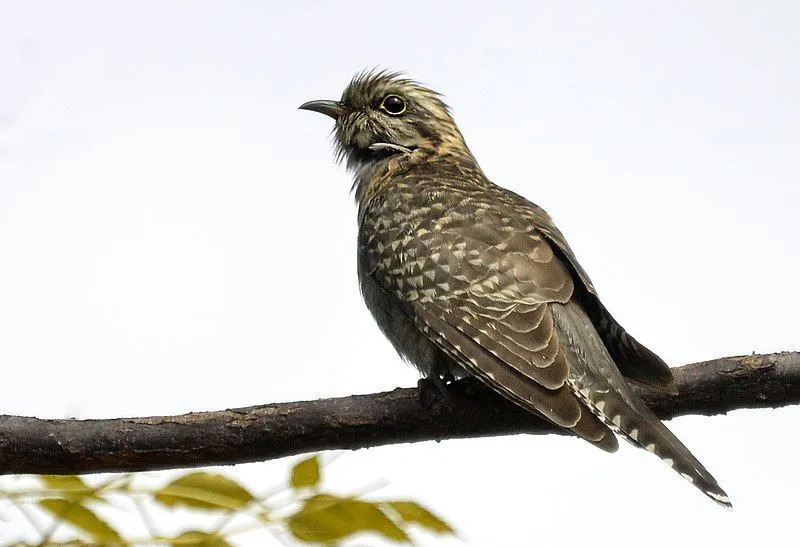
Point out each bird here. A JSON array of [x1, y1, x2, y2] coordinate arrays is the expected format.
[[299, 70, 730, 507]]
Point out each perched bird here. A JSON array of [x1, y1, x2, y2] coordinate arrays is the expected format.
[[300, 70, 730, 507]]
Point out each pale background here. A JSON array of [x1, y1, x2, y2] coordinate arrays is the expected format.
[[1, 1, 799, 545]]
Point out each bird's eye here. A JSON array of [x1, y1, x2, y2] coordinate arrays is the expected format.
[[380, 95, 406, 115]]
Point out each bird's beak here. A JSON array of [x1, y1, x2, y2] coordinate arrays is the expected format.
[[298, 99, 344, 120]]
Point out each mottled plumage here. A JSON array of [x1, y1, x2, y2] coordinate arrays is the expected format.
[[300, 70, 730, 506]]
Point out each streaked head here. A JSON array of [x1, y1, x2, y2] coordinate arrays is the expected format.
[[299, 71, 472, 171]]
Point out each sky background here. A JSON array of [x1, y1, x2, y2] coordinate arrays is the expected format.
[[1, 1, 799, 545]]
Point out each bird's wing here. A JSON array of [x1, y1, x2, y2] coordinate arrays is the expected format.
[[370, 206, 617, 451], [368, 204, 729, 504], [522, 200, 677, 393], [414, 298, 618, 452]]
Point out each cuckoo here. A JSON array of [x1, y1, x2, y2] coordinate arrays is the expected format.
[[300, 70, 730, 507]]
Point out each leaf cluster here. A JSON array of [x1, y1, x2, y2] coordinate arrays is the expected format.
[[0, 456, 453, 545]]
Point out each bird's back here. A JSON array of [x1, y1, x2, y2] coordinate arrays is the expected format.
[[358, 159, 730, 506]]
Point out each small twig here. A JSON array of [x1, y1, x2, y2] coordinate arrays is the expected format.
[[13, 502, 44, 537], [132, 496, 158, 539]]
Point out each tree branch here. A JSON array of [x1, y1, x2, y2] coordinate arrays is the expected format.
[[1, 351, 798, 476]]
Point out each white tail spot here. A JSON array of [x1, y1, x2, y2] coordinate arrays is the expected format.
[[663, 458, 674, 468], [629, 428, 639, 441], [680, 472, 695, 483], [595, 400, 605, 412], [708, 491, 731, 505], [645, 443, 656, 453]]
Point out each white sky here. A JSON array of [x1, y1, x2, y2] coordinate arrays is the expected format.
[[1, 1, 799, 545]]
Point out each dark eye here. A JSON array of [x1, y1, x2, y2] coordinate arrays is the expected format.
[[380, 95, 406, 115]]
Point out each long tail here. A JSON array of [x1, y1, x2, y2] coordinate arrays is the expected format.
[[552, 301, 731, 507]]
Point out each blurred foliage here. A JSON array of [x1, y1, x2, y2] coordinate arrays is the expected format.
[[0, 455, 454, 546]]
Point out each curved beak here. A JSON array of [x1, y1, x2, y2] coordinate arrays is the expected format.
[[298, 99, 344, 120]]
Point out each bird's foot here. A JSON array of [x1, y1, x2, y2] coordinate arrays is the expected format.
[[417, 372, 455, 410], [416, 373, 492, 410], [446, 375, 484, 397]]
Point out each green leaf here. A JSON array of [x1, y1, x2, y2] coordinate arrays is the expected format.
[[169, 531, 232, 546], [288, 494, 409, 543], [290, 456, 321, 490], [39, 475, 101, 503], [154, 472, 255, 511], [38, 498, 122, 543], [388, 501, 454, 534]]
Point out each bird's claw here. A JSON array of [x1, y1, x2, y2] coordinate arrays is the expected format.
[[417, 371, 457, 409], [417, 373, 482, 410]]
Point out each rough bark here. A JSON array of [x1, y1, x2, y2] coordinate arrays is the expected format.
[[1, 352, 798, 476]]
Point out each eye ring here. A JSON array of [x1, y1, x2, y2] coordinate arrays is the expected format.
[[380, 95, 406, 115]]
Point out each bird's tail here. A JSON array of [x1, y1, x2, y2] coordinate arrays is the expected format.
[[583, 381, 732, 507], [551, 301, 731, 507]]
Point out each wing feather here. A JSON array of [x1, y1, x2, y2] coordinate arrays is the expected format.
[[522, 200, 677, 392], [416, 304, 619, 450], [433, 299, 567, 390], [415, 307, 582, 429]]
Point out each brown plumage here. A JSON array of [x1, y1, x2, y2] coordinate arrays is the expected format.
[[300, 70, 730, 506]]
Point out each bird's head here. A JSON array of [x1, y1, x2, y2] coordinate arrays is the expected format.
[[299, 70, 473, 172]]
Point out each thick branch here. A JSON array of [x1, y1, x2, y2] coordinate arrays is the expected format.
[[1, 352, 798, 475]]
